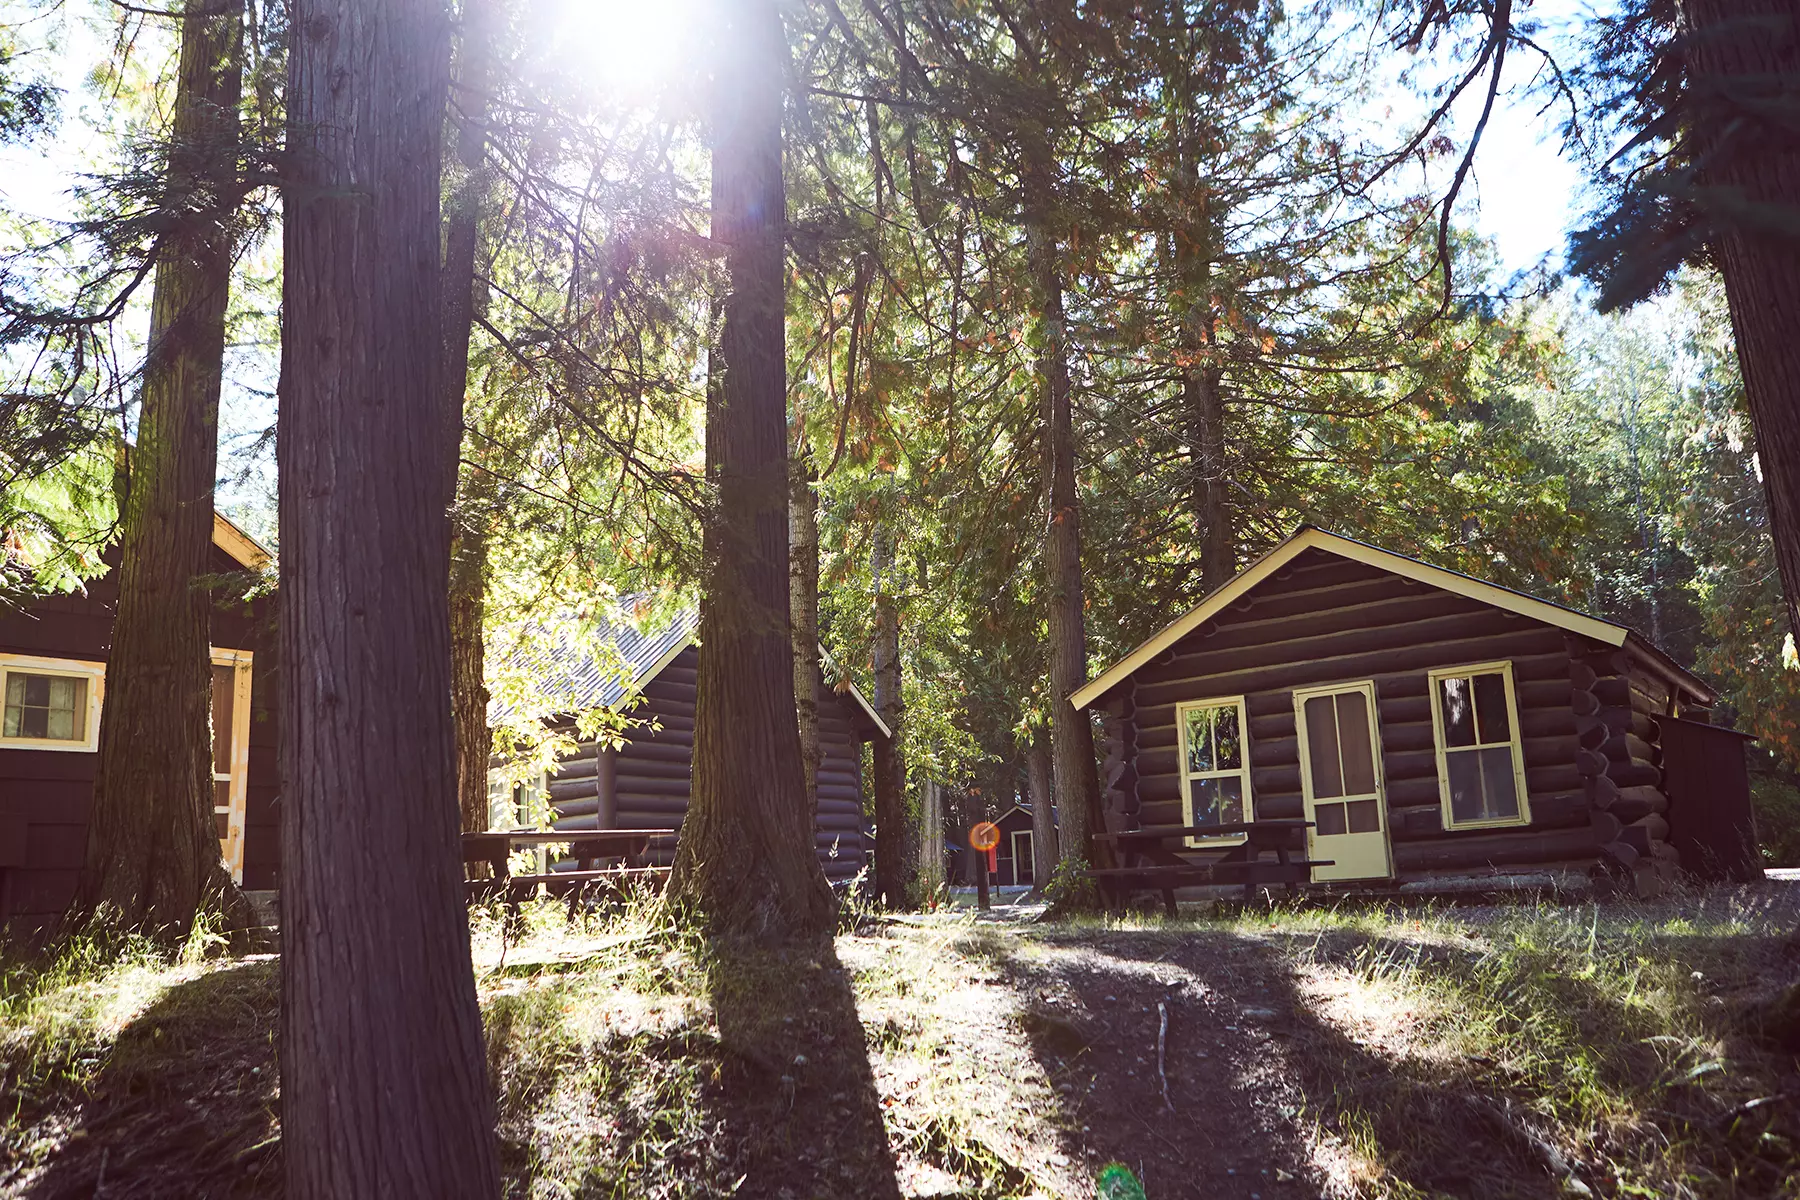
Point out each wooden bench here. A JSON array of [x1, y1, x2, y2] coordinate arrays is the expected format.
[[462, 829, 675, 915], [1088, 819, 1330, 915]]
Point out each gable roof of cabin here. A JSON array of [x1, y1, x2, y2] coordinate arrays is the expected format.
[[1071, 525, 1714, 710], [212, 512, 272, 570], [490, 605, 892, 740]]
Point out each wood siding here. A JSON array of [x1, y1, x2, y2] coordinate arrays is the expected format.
[[0, 543, 278, 921], [545, 647, 872, 882], [1108, 547, 1630, 882]]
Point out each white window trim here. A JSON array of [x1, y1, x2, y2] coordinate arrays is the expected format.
[[1427, 659, 1533, 831], [0, 653, 106, 752], [211, 648, 255, 883], [1176, 694, 1253, 847]]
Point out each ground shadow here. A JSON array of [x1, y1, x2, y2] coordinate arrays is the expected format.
[[24, 957, 282, 1200], [702, 933, 902, 1199], [974, 910, 1800, 1200]]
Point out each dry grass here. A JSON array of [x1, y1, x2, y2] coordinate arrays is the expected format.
[[1, 888, 1795, 1198]]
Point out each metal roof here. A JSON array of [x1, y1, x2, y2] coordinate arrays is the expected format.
[[487, 606, 697, 725], [488, 603, 893, 739]]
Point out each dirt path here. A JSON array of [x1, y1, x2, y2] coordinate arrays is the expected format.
[[844, 919, 1327, 1199]]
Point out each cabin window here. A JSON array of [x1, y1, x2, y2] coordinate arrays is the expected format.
[[0, 655, 104, 752], [1428, 660, 1531, 829], [1177, 696, 1252, 841]]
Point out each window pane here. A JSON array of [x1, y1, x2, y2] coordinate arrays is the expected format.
[[1315, 801, 1347, 836], [1336, 691, 1375, 795], [1214, 705, 1242, 770], [2, 672, 86, 741], [1304, 695, 1344, 799], [1446, 751, 1485, 824], [1473, 672, 1511, 745], [1346, 798, 1382, 834], [1478, 747, 1520, 820], [211, 664, 236, 774], [214, 778, 232, 813], [1185, 707, 1215, 774], [1438, 676, 1476, 747], [1192, 775, 1244, 827]]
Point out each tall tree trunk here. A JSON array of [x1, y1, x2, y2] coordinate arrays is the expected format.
[[670, 0, 834, 941], [442, 0, 502, 834], [916, 777, 944, 898], [790, 447, 821, 820], [1025, 732, 1058, 890], [1166, 0, 1233, 592], [1182, 363, 1232, 591], [871, 521, 912, 908], [1680, 0, 1800, 635], [279, 0, 499, 1191], [74, 0, 246, 940], [1029, 208, 1108, 891]]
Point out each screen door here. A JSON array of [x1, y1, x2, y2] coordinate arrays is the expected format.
[[1294, 681, 1392, 882]]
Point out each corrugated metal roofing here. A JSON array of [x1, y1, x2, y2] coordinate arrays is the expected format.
[[487, 606, 697, 725]]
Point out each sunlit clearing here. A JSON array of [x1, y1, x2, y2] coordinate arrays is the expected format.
[[542, 0, 702, 99]]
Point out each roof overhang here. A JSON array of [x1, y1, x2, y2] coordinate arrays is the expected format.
[[1070, 526, 1708, 710], [634, 632, 894, 742], [212, 512, 272, 570]]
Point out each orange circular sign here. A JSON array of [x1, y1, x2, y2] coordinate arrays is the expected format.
[[968, 821, 1001, 852]]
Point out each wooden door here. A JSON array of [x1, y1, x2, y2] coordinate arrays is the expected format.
[[1294, 681, 1392, 883], [1011, 830, 1034, 886], [210, 650, 254, 883]]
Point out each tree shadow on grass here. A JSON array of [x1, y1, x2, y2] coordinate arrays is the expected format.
[[703, 933, 902, 1199], [23, 957, 281, 1200], [972, 917, 1800, 1200]]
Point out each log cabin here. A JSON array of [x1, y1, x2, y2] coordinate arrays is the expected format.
[[490, 607, 890, 884], [1073, 527, 1761, 897], [0, 513, 277, 926]]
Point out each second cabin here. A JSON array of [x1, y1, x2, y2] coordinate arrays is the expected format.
[[490, 608, 890, 884], [1073, 527, 1760, 896]]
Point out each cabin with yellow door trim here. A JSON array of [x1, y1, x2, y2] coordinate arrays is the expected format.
[[1072, 527, 1760, 896]]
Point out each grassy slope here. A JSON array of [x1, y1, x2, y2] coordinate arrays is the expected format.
[[2, 890, 1796, 1198]]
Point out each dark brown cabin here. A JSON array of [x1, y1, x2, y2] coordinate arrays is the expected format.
[[490, 609, 889, 884], [0, 514, 279, 925], [1074, 527, 1754, 896]]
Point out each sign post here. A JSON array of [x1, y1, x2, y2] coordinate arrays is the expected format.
[[969, 821, 1000, 912]]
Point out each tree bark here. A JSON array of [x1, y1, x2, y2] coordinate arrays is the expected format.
[[74, 0, 246, 941], [1680, 0, 1800, 635], [789, 447, 821, 820], [1025, 732, 1058, 889], [442, 0, 502, 834], [1029, 205, 1108, 892], [669, 0, 834, 941], [279, 0, 499, 1191], [871, 521, 913, 908], [1166, 0, 1233, 592]]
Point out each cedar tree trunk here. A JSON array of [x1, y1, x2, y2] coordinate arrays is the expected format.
[[443, 0, 502, 834], [1030, 214, 1108, 890], [669, 0, 835, 941], [75, 0, 246, 940], [1167, 3, 1233, 593], [790, 447, 821, 819], [871, 521, 912, 907], [1025, 732, 1058, 889], [1681, 0, 1800, 635], [279, 0, 499, 1191]]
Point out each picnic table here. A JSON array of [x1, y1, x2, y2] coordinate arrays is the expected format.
[[462, 828, 675, 909], [1087, 818, 1329, 915]]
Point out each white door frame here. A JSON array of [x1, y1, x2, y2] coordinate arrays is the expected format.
[[1010, 829, 1034, 885], [1293, 679, 1393, 883]]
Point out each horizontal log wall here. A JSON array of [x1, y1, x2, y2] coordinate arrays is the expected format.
[[545, 647, 870, 880], [1120, 548, 1613, 881]]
